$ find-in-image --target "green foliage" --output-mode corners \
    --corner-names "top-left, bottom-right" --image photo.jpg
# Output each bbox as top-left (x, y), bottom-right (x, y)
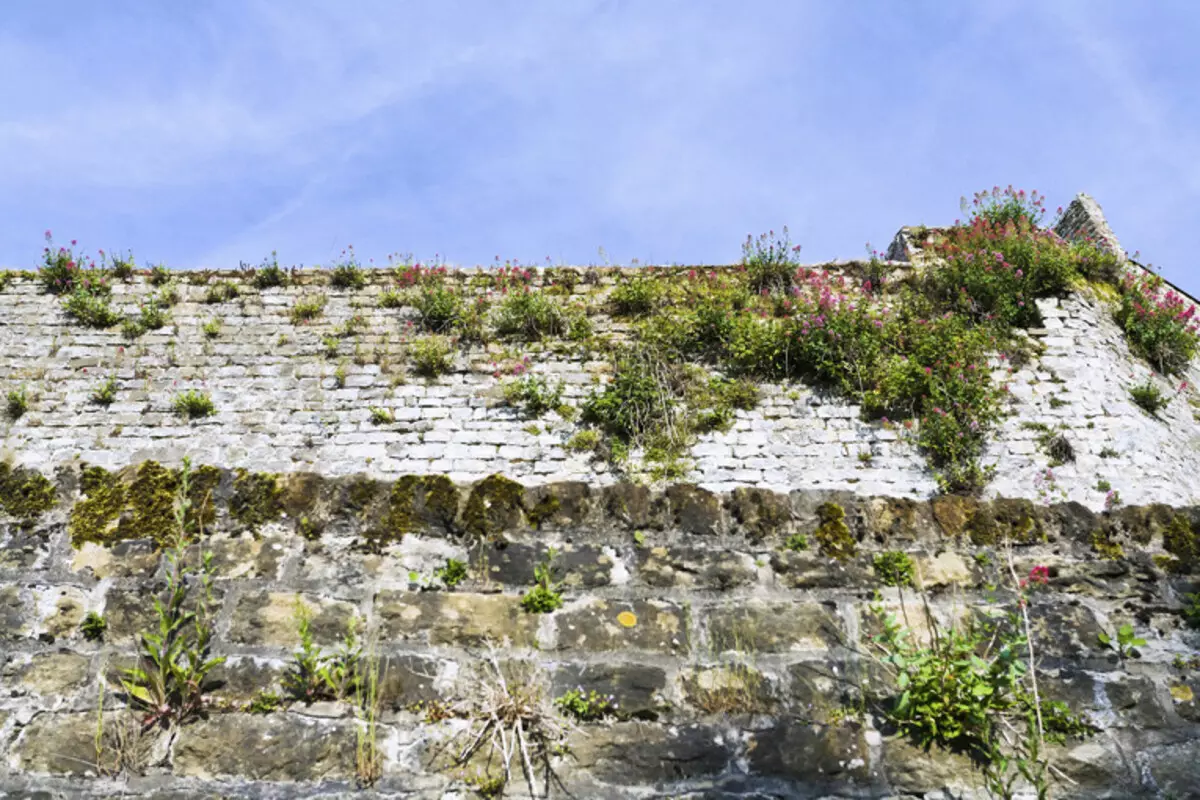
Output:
top-left (521, 549), bottom-right (564, 614)
top-left (329, 250), bottom-right (366, 289)
top-left (610, 274), bottom-right (663, 316)
top-left (565, 429), bottom-right (601, 453)
top-left (1182, 593), bottom-right (1200, 630)
top-left (137, 297), bottom-right (170, 331)
top-left (91, 375), bottom-right (118, 406)
top-left (147, 264), bottom-right (172, 286)
top-left (554, 688), bottom-right (618, 721)
top-left (39, 234), bottom-right (98, 295)
top-left (502, 375), bottom-right (564, 418)
top-left (1114, 271), bottom-right (1198, 374)
top-left (282, 601), bottom-right (363, 704)
top-left (204, 280), bottom-right (240, 304)
top-left (290, 295), bottom-right (327, 324)
top-left (62, 286), bottom-right (120, 328)
top-left (252, 253), bottom-right (288, 289)
top-left (378, 288), bottom-right (404, 308)
top-left (742, 226), bottom-right (801, 291)
top-left (120, 458), bottom-right (225, 727)
top-left (369, 407), bottom-right (394, 425)
top-left (411, 283), bottom-right (463, 332)
top-left (434, 558), bottom-right (469, 589)
top-left (1129, 378), bottom-right (1167, 415)
top-left (80, 611), bottom-right (107, 642)
top-left (172, 389), bottom-right (215, 419)
top-left (873, 551), bottom-right (915, 587)
top-left (1097, 623), bottom-right (1146, 659)
top-left (201, 318), bottom-right (222, 339)
top-left (492, 288), bottom-right (568, 339)
top-left (6, 386), bottom-right (28, 419)
top-left (409, 335), bottom-right (455, 377)
top-left (333, 362), bottom-right (348, 388)
top-left (781, 533), bottom-right (808, 552)
top-left (245, 690), bottom-right (284, 714)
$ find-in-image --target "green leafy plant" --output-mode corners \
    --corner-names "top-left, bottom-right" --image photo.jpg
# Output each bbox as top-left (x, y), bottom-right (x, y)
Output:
top-left (378, 288), bottom-right (404, 308)
top-left (251, 253), bottom-right (288, 289)
top-left (62, 286), bottom-right (120, 328)
top-left (6, 385), bottom-right (29, 419)
top-left (554, 687), bottom-right (618, 721)
top-left (204, 280), bottom-right (240, 304)
top-left (1129, 378), bottom-right (1167, 415)
top-left (434, 558), bottom-right (469, 589)
top-left (80, 611), bottom-right (107, 642)
top-left (201, 318), bottom-right (221, 339)
top-left (610, 275), bottom-right (663, 316)
top-left (492, 288), bottom-right (568, 339)
top-left (147, 264), bottom-right (171, 286)
top-left (411, 282), bottom-right (463, 332)
top-left (329, 248), bottom-right (366, 289)
top-left (521, 548), bottom-right (564, 613)
top-left (369, 407), bottom-right (394, 425)
top-left (282, 601), bottom-right (363, 704)
top-left (1114, 271), bottom-right (1198, 374)
top-left (333, 362), bottom-right (348, 388)
top-left (245, 690), bottom-right (283, 714)
top-left (873, 551), bottom-right (915, 588)
top-left (781, 533), bottom-right (808, 552)
top-left (91, 376), bottom-right (118, 406)
top-left (1182, 593), bottom-right (1200, 630)
top-left (565, 429), bottom-right (601, 453)
top-left (742, 226), bottom-right (801, 291)
top-left (502, 375), bottom-right (564, 418)
top-left (172, 389), bottom-right (216, 419)
top-left (409, 335), bottom-right (454, 377)
top-left (120, 458), bottom-right (225, 728)
top-left (136, 298), bottom-right (170, 332)
top-left (290, 295), bottom-right (327, 324)
top-left (1097, 623), bottom-right (1146, 659)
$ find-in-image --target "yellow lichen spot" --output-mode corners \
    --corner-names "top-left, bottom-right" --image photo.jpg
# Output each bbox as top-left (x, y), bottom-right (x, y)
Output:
top-left (617, 611), bottom-right (637, 628)
top-left (1170, 684), bottom-right (1194, 703)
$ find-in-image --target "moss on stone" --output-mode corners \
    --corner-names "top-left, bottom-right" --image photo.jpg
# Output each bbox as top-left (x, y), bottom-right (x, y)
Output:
top-left (527, 494), bottom-right (561, 528)
top-left (464, 474), bottom-right (526, 539)
top-left (966, 499), bottom-right (1044, 546)
top-left (379, 475), bottom-right (460, 543)
top-left (346, 477), bottom-right (381, 516)
top-left (116, 461), bottom-right (181, 544)
top-left (69, 466), bottom-right (126, 546)
top-left (0, 463), bottom-right (56, 522)
top-left (814, 502), bottom-right (857, 561)
top-left (1090, 529), bottom-right (1125, 561)
top-left (230, 469), bottom-right (283, 532)
top-left (1163, 514), bottom-right (1199, 574)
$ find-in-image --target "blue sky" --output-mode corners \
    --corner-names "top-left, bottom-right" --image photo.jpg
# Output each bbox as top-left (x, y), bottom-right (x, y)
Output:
top-left (1, 1), bottom-right (1198, 292)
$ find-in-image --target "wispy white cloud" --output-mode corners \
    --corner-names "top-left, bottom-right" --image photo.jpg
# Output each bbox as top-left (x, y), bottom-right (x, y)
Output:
top-left (0, 0), bottom-right (1197, 293)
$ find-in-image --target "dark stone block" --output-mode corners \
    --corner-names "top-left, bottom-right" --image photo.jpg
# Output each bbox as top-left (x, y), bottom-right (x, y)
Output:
top-left (551, 661), bottom-right (668, 720)
top-left (556, 599), bottom-right (688, 654)
top-left (749, 720), bottom-right (872, 788)
top-left (568, 722), bottom-right (731, 784)
top-left (666, 484), bottom-right (723, 536)
top-left (706, 600), bottom-right (845, 654)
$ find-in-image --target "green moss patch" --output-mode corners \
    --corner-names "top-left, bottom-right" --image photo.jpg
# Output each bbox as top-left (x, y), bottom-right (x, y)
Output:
top-left (0, 463), bottom-right (57, 522)
top-left (69, 466), bottom-right (126, 546)
top-left (1163, 514), bottom-right (1199, 574)
top-left (966, 499), bottom-right (1044, 546)
top-left (379, 475), bottom-right (460, 543)
top-left (814, 502), bottom-right (857, 561)
top-left (230, 470), bottom-right (283, 532)
top-left (464, 474), bottom-right (526, 539)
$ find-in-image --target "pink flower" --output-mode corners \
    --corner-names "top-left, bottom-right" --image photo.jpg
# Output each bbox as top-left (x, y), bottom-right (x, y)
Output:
top-left (1028, 565), bottom-right (1050, 586)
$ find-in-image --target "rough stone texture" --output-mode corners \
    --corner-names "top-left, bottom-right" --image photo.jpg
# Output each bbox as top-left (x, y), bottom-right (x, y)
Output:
top-left (1, 244), bottom-right (1199, 797)
top-left (1, 261), bottom-right (1198, 510)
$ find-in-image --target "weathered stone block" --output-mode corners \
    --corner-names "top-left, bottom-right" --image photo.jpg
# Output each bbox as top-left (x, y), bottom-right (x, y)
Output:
top-left (566, 722), bottom-right (731, 784)
top-left (2, 651), bottom-right (91, 696)
top-left (556, 599), bottom-right (688, 654)
top-left (770, 550), bottom-right (871, 589)
top-left (374, 590), bottom-right (539, 648)
top-left (552, 661), bottom-right (668, 720)
top-left (706, 601), bottom-right (844, 654)
top-left (228, 590), bottom-right (359, 647)
top-left (478, 542), bottom-right (612, 588)
top-left (637, 545), bottom-right (756, 589)
top-left (748, 720), bottom-right (872, 787)
top-left (172, 714), bottom-right (356, 780)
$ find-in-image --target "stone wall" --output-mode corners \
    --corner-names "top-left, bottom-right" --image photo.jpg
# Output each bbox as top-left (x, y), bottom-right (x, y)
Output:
top-left (2, 264), bottom-right (1199, 509)
top-left (1, 466), bottom-right (1199, 798)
